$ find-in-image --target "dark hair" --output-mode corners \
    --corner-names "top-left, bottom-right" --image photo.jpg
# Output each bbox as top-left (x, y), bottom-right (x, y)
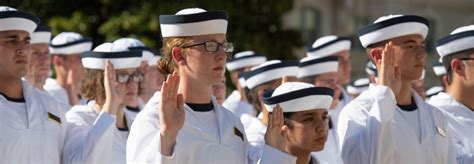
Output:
top-left (442, 48), bottom-right (474, 83)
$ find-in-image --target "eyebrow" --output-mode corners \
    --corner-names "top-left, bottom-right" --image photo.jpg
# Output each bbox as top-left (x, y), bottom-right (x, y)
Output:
top-left (3, 35), bottom-right (31, 41)
top-left (402, 40), bottom-right (425, 44)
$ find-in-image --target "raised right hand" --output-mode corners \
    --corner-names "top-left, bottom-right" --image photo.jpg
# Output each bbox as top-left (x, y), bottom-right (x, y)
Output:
top-left (377, 42), bottom-right (401, 95)
top-left (264, 105), bottom-right (288, 152)
top-left (159, 71), bottom-right (185, 137)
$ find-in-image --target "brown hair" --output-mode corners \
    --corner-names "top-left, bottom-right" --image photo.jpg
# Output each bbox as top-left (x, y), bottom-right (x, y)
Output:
top-left (442, 48), bottom-right (474, 83)
top-left (158, 37), bottom-right (190, 75)
top-left (80, 68), bottom-right (143, 105)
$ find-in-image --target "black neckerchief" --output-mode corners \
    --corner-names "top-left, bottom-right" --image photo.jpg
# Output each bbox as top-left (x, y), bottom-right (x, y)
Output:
top-left (186, 102), bottom-right (214, 112)
top-left (126, 106), bottom-right (140, 112)
top-left (117, 115), bottom-right (129, 131)
top-left (397, 98), bottom-right (417, 111)
top-left (339, 92), bottom-right (344, 101)
top-left (0, 92), bottom-right (25, 102)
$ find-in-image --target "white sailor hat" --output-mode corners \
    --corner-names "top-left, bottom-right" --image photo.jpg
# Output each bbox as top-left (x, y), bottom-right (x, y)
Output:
top-left (0, 6), bottom-right (39, 33)
top-left (30, 25), bottom-right (51, 44)
top-left (426, 86), bottom-right (444, 98)
top-left (50, 32), bottom-right (93, 55)
top-left (262, 82), bottom-right (334, 113)
top-left (244, 60), bottom-right (299, 90)
top-left (431, 61), bottom-right (446, 76)
top-left (226, 51), bottom-right (267, 71)
top-left (298, 56), bottom-right (339, 78)
top-left (436, 25), bottom-right (474, 62)
top-left (365, 60), bottom-right (378, 77)
top-left (306, 35), bottom-right (351, 57)
top-left (81, 42), bottom-right (143, 70)
top-left (113, 38), bottom-right (161, 66)
top-left (346, 78), bottom-right (370, 95)
top-left (358, 15), bottom-right (429, 48)
top-left (160, 8), bottom-right (228, 37)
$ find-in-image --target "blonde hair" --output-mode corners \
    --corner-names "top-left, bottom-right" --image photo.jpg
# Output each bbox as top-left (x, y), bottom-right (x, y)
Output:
top-left (158, 37), bottom-right (190, 75)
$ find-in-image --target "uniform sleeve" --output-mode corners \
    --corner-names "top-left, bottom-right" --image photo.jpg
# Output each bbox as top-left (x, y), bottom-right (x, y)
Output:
top-left (257, 145), bottom-right (297, 164)
top-left (447, 122), bottom-right (472, 164)
top-left (62, 111), bottom-right (116, 164)
top-left (337, 85), bottom-right (397, 164)
top-left (126, 103), bottom-right (178, 164)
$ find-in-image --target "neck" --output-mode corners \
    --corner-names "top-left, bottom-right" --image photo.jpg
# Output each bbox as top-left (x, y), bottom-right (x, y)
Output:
top-left (260, 102), bottom-right (269, 126)
top-left (395, 81), bottom-right (413, 105)
top-left (0, 77), bottom-right (24, 99)
top-left (180, 75), bottom-right (212, 104)
top-left (286, 146), bottom-right (311, 164)
top-left (448, 82), bottom-right (474, 111)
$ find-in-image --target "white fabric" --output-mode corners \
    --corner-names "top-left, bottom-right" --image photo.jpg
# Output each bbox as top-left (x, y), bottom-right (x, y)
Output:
top-left (226, 51), bottom-right (267, 71)
top-left (337, 85), bottom-right (456, 164)
top-left (161, 20), bottom-right (227, 37)
top-left (66, 104), bottom-right (132, 164)
top-left (82, 42), bottom-right (142, 70)
top-left (246, 119), bottom-right (267, 164)
top-left (399, 109), bottom-right (421, 140)
top-left (359, 18), bottom-right (428, 48)
top-left (245, 60), bottom-right (299, 90)
top-left (31, 31), bottom-right (52, 44)
top-left (264, 82), bottom-right (333, 113)
top-left (43, 78), bottom-right (87, 107)
top-left (50, 32), bottom-right (92, 55)
top-left (307, 36), bottom-right (351, 58)
top-left (433, 65), bottom-right (447, 76)
top-left (0, 80), bottom-right (116, 163)
top-left (126, 94), bottom-right (296, 164)
top-left (223, 90), bottom-right (254, 117)
top-left (298, 60), bottom-right (339, 78)
top-left (426, 86), bottom-right (445, 98)
top-left (429, 92), bottom-right (474, 164)
top-left (0, 16), bottom-right (37, 33)
top-left (5, 100), bottom-right (27, 126)
top-left (112, 38), bottom-right (160, 66)
top-left (436, 25), bottom-right (474, 62)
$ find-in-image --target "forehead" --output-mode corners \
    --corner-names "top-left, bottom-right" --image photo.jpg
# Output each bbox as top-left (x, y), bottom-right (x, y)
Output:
top-left (116, 68), bottom-right (138, 74)
top-left (389, 34), bottom-right (424, 45)
top-left (0, 30), bottom-right (30, 38)
top-left (289, 109), bottom-right (326, 118)
top-left (190, 34), bottom-right (226, 43)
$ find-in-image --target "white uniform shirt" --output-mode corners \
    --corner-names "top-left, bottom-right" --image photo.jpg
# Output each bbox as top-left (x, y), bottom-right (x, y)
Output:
top-left (0, 80), bottom-right (116, 164)
top-left (126, 94), bottom-right (296, 164)
top-left (67, 103), bottom-right (136, 164)
top-left (223, 90), bottom-right (254, 117)
top-left (429, 92), bottom-right (474, 164)
top-left (245, 117), bottom-right (267, 164)
top-left (337, 85), bottom-right (456, 164)
top-left (44, 78), bottom-right (87, 107)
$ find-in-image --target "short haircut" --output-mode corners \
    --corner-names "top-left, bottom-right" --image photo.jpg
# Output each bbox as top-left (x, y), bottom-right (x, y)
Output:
top-left (442, 48), bottom-right (474, 83)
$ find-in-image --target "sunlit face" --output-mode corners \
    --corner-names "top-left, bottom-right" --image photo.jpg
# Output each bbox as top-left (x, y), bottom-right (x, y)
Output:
top-left (386, 34), bottom-right (426, 82)
top-left (26, 43), bottom-right (50, 84)
top-left (286, 109), bottom-right (329, 152)
top-left (313, 72), bottom-right (340, 109)
top-left (115, 68), bottom-right (140, 105)
top-left (334, 50), bottom-right (352, 85)
top-left (0, 30), bottom-right (31, 79)
top-left (181, 34), bottom-right (228, 86)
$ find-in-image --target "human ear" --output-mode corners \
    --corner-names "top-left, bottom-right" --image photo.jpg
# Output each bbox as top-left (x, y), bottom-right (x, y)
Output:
top-left (172, 47), bottom-right (186, 65)
top-left (451, 59), bottom-right (465, 78)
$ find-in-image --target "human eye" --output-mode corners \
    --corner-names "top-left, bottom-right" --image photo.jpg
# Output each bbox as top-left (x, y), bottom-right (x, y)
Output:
top-left (205, 41), bottom-right (219, 52)
top-left (303, 117), bottom-right (315, 122)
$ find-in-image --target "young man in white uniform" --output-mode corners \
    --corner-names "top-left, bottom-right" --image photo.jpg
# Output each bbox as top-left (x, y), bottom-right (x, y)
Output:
top-left (0, 6), bottom-right (117, 164)
top-left (337, 14), bottom-right (456, 164)
top-left (429, 25), bottom-right (474, 164)
top-left (24, 25), bottom-right (52, 90)
top-left (44, 31), bottom-right (92, 106)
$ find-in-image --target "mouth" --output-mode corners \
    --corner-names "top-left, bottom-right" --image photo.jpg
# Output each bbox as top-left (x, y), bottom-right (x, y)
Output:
top-left (213, 66), bottom-right (224, 71)
top-left (15, 59), bottom-right (28, 64)
top-left (314, 136), bottom-right (327, 143)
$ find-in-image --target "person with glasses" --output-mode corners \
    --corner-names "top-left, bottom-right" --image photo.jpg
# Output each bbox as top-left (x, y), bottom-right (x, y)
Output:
top-left (67, 41), bottom-right (144, 164)
top-left (0, 6), bottom-right (117, 164)
top-left (429, 25), bottom-right (474, 164)
top-left (24, 25), bottom-right (52, 90)
top-left (127, 8), bottom-right (297, 164)
top-left (337, 15), bottom-right (456, 164)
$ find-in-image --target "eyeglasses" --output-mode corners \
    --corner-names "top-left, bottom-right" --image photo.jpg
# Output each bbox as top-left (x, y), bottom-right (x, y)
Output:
top-left (458, 57), bottom-right (474, 61)
top-left (116, 73), bottom-right (144, 84)
top-left (181, 41), bottom-right (234, 53)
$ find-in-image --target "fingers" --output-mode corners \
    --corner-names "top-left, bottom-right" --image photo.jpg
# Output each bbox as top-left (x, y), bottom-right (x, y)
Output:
top-left (274, 105), bottom-right (283, 127)
top-left (177, 93), bottom-right (184, 111)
